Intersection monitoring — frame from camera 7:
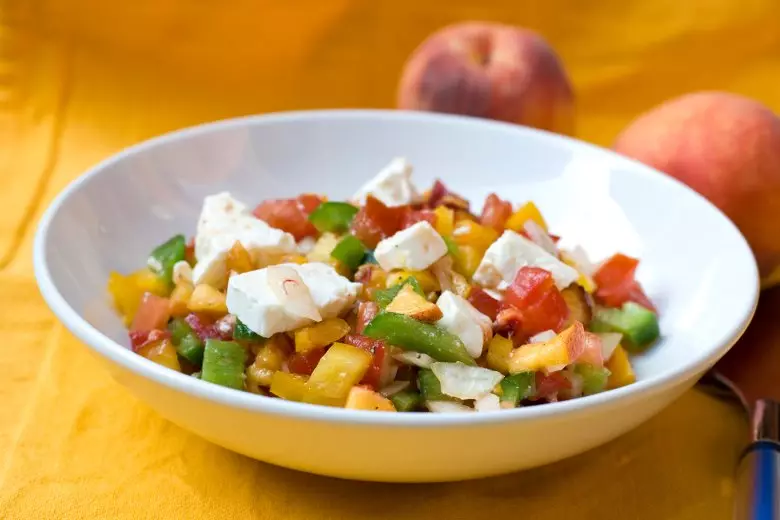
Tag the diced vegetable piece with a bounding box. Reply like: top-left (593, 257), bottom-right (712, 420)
top-left (201, 339), bottom-right (247, 390)
top-left (246, 340), bottom-right (287, 392)
top-left (474, 393), bottom-right (501, 412)
top-left (596, 332), bottom-right (623, 361)
top-left (108, 271), bottom-right (157, 325)
top-left (480, 193), bottom-right (513, 232)
top-left (499, 372), bottom-right (536, 406)
top-left (468, 286), bottom-right (501, 320)
top-left (131, 268), bottom-right (171, 297)
top-left (253, 194), bottom-right (322, 241)
top-left (427, 401), bottom-right (473, 413)
top-left (401, 209), bottom-right (437, 229)
top-left (508, 322), bottom-right (586, 374)
top-left (137, 338), bottom-right (182, 372)
top-left (417, 368), bottom-right (452, 401)
top-left (308, 201), bottom-right (359, 233)
top-left (486, 335), bottom-right (514, 374)
top-left (505, 266), bottom-right (569, 336)
top-left (345, 386), bottom-right (397, 411)
top-left (433, 206), bottom-right (455, 237)
top-left (355, 301), bottom-right (380, 334)
top-left (430, 362), bottom-right (504, 400)
top-left (233, 318), bottom-right (263, 341)
top-left (350, 195), bottom-right (405, 249)
top-left (294, 318), bottom-right (350, 352)
top-left (605, 345), bottom-right (636, 389)
top-left (390, 390), bottom-right (422, 412)
top-left (386, 269), bottom-right (439, 293)
top-left (533, 371), bottom-right (571, 400)
top-left (506, 201), bottom-right (547, 232)
top-left (147, 234), bottom-right (187, 286)
top-left (169, 282), bottom-right (194, 317)
top-left (188, 284), bottom-right (228, 315)
top-left (287, 348), bottom-right (327, 376)
top-left (226, 241), bottom-right (254, 274)
top-left (392, 350), bottom-right (435, 368)
top-left (386, 284), bottom-right (443, 322)
top-left (578, 332), bottom-right (605, 367)
top-left (373, 276), bottom-right (424, 308)
top-left (342, 334), bottom-right (391, 390)
top-left (129, 329), bottom-right (170, 351)
top-left (561, 285), bottom-right (593, 328)
top-left (589, 302), bottom-right (659, 352)
top-left (307, 233), bottom-right (341, 263)
top-left (452, 244), bottom-right (483, 278)
top-left (130, 293), bottom-right (171, 332)
top-left (452, 220), bottom-right (499, 252)
top-left (575, 364), bottom-right (611, 395)
top-left (361, 250), bottom-right (378, 265)
top-left (270, 372), bottom-right (309, 401)
top-left (560, 251), bottom-right (597, 293)
top-left (330, 235), bottom-right (367, 270)
top-left (303, 342), bottom-right (372, 406)
top-left (363, 312), bottom-right (476, 365)
top-left (168, 318), bottom-right (205, 365)
top-left (593, 253), bottom-right (655, 311)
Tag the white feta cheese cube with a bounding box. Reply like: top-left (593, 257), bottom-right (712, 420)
top-left (436, 290), bottom-right (492, 358)
top-left (226, 262), bottom-right (362, 337)
top-left (374, 221), bottom-right (447, 272)
top-left (352, 157), bottom-right (420, 207)
top-left (473, 230), bottom-right (579, 290)
top-left (172, 260), bottom-right (193, 286)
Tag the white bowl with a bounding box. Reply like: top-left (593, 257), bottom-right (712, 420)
top-left (34, 110), bottom-right (758, 482)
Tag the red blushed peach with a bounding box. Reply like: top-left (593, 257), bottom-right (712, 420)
top-left (613, 92), bottom-right (780, 285)
top-left (397, 22), bottom-right (575, 135)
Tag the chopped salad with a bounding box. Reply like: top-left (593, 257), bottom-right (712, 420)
top-left (108, 157), bottom-right (660, 413)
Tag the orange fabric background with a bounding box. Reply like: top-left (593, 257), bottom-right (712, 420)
top-left (2, 0), bottom-right (779, 517)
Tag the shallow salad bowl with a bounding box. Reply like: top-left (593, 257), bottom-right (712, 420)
top-left (34, 110), bottom-right (759, 482)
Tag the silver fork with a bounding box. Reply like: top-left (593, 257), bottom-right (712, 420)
top-left (697, 370), bottom-right (780, 519)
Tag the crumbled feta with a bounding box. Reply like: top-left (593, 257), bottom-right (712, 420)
top-left (374, 221), bottom-right (447, 271)
top-left (473, 230), bottom-right (579, 290)
top-left (352, 157), bottom-right (420, 207)
top-left (436, 291), bottom-right (492, 358)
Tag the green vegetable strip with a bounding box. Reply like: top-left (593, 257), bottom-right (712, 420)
top-left (168, 318), bottom-right (204, 366)
top-left (364, 312), bottom-right (476, 366)
top-left (499, 372), bottom-right (536, 405)
top-left (390, 389), bottom-right (423, 412)
top-left (330, 235), bottom-right (367, 270)
top-left (589, 302), bottom-right (659, 352)
top-left (148, 234), bottom-right (186, 285)
top-left (417, 369), bottom-right (452, 401)
top-left (575, 364), bottom-right (611, 395)
top-left (201, 339), bottom-right (247, 390)
top-left (443, 236), bottom-right (460, 258)
top-left (233, 318), bottom-right (263, 341)
top-left (308, 202), bottom-right (359, 233)
top-left (373, 277), bottom-right (424, 308)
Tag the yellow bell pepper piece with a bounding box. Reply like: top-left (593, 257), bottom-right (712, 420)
top-left (303, 343), bottom-right (372, 407)
top-left (226, 241), bottom-right (254, 274)
top-left (452, 220), bottom-right (499, 251)
top-left (188, 284), bottom-right (228, 315)
top-left (506, 201), bottom-right (548, 232)
top-left (294, 318), bottom-right (350, 352)
top-left (486, 335), bottom-right (514, 374)
top-left (168, 282), bottom-right (194, 318)
top-left (385, 269), bottom-right (440, 293)
top-left (433, 206), bottom-right (455, 237)
top-left (606, 345), bottom-right (636, 389)
top-left (345, 386), bottom-right (397, 412)
top-left (131, 268), bottom-right (170, 297)
top-left (137, 339), bottom-right (181, 372)
top-left (108, 271), bottom-right (143, 325)
top-left (270, 372), bottom-right (309, 402)
top-left (453, 245), bottom-right (484, 278)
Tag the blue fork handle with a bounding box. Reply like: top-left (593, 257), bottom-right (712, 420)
top-left (735, 441), bottom-right (780, 519)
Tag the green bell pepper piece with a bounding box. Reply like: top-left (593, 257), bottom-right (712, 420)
top-left (330, 235), bottom-right (367, 270)
top-left (363, 312), bottom-right (476, 366)
top-left (147, 234), bottom-right (186, 286)
top-left (308, 202), bottom-right (359, 233)
top-left (233, 318), bottom-right (263, 341)
top-left (168, 318), bottom-right (204, 366)
top-left (499, 372), bottom-right (536, 405)
top-left (575, 364), bottom-right (611, 395)
top-left (443, 236), bottom-right (460, 258)
top-left (362, 250), bottom-right (378, 265)
top-left (417, 369), bottom-right (452, 401)
top-left (201, 339), bottom-right (247, 390)
top-left (590, 302), bottom-right (660, 353)
top-left (390, 389), bottom-right (423, 412)
top-left (373, 276), bottom-right (424, 308)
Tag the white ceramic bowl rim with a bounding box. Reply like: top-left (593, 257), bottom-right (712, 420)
top-left (33, 109), bottom-right (759, 428)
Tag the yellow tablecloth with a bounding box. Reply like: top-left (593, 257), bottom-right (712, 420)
top-left (2, 1), bottom-right (779, 517)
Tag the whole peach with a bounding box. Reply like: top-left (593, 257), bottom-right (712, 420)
top-left (397, 22), bottom-right (575, 135)
top-left (613, 92), bottom-right (780, 285)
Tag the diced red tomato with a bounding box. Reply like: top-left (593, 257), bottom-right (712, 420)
top-left (494, 306), bottom-right (527, 347)
top-left (401, 208), bottom-right (437, 229)
top-left (480, 193), bottom-right (513, 232)
top-left (593, 254), bottom-right (656, 312)
top-left (287, 348), bottom-right (327, 375)
top-left (350, 196), bottom-right (405, 248)
top-left (504, 267), bottom-right (569, 336)
top-left (533, 371), bottom-right (571, 401)
top-left (253, 194), bottom-right (323, 241)
top-left (130, 293), bottom-right (171, 332)
top-left (129, 329), bottom-right (171, 352)
top-left (355, 301), bottom-right (379, 334)
top-left (342, 334), bottom-right (389, 390)
top-left (468, 286), bottom-right (501, 321)
top-left (578, 332), bottom-right (604, 366)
